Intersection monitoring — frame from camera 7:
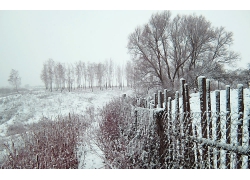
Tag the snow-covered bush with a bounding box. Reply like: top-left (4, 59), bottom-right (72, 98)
top-left (1, 114), bottom-right (87, 169)
top-left (97, 97), bottom-right (165, 168)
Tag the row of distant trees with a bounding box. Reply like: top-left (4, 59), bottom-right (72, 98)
top-left (40, 58), bottom-right (138, 92)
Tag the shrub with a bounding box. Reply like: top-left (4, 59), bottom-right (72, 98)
top-left (96, 97), bottom-right (163, 169)
top-left (1, 114), bottom-right (87, 169)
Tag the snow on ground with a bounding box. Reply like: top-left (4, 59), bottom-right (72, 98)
top-left (0, 86), bottom-right (249, 169)
top-left (0, 87), bottom-right (134, 168)
top-left (0, 87), bottom-right (133, 136)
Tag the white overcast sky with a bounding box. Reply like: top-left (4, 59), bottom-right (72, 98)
top-left (0, 0), bottom-right (250, 87)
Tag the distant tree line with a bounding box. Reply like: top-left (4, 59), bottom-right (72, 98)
top-left (40, 11), bottom-right (249, 93)
top-left (40, 58), bottom-right (135, 92)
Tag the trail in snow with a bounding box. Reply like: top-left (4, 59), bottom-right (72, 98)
top-left (0, 87), bottom-right (134, 168)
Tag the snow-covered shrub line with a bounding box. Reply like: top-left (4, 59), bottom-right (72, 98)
top-left (96, 96), bottom-right (165, 169)
top-left (0, 113), bottom-right (87, 169)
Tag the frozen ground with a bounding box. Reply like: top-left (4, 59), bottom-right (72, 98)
top-left (0, 87), bottom-right (134, 168)
top-left (0, 86), bottom-right (249, 168)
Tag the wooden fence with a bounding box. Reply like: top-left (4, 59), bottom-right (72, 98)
top-left (134, 76), bottom-right (250, 169)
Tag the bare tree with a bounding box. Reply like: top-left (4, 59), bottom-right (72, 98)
top-left (66, 64), bottom-right (75, 92)
top-left (54, 62), bottom-right (60, 91)
top-left (81, 62), bottom-right (87, 89)
top-left (47, 58), bottom-right (55, 92)
top-left (127, 11), bottom-right (239, 90)
top-left (108, 59), bottom-right (114, 88)
top-left (95, 62), bottom-right (105, 90)
top-left (57, 62), bottom-right (66, 92)
top-left (40, 63), bottom-right (49, 90)
top-left (8, 69), bottom-right (21, 93)
top-left (87, 62), bottom-right (94, 91)
top-left (75, 61), bottom-right (82, 89)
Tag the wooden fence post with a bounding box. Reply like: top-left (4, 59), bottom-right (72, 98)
top-left (180, 78), bottom-right (186, 163)
top-left (237, 84), bottom-right (244, 169)
top-left (158, 91), bottom-right (163, 108)
top-left (168, 97), bottom-right (173, 165)
top-left (134, 109), bottom-right (138, 132)
top-left (206, 79), bottom-right (213, 168)
top-left (184, 84), bottom-right (190, 120)
top-left (198, 76), bottom-right (207, 168)
top-left (180, 78), bottom-right (186, 115)
top-left (154, 93), bottom-right (157, 108)
top-left (168, 97), bottom-right (172, 128)
top-left (164, 89), bottom-right (168, 112)
top-left (225, 85), bottom-right (231, 169)
top-left (183, 83), bottom-right (194, 168)
top-left (175, 91), bottom-right (181, 166)
top-left (215, 90), bottom-right (221, 168)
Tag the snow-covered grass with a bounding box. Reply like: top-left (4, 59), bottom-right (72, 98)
top-left (0, 86), bottom-right (134, 168)
top-left (0, 85), bottom-right (249, 169)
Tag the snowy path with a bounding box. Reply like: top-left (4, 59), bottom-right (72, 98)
top-left (0, 87), bottom-right (134, 168)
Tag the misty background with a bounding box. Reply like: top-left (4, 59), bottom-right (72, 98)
top-left (0, 10), bottom-right (250, 87)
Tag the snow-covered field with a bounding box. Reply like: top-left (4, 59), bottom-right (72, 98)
top-left (0, 87), bottom-right (134, 168)
top-left (0, 86), bottom-right (249, 168)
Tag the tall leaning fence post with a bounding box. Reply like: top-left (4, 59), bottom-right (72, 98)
top-left (198, 76), bottom-right (207, 168)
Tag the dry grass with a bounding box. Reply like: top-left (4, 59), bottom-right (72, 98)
top-left (96, 97), bottom-right (161, 169)
top-left (1, 113), bottom-right (87, 169)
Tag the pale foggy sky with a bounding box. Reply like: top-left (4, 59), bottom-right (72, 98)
top-left (0, 9), bottom-right (250, 87)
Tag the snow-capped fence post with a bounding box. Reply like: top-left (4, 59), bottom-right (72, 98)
top-left (164, 89), bottom-right (168, 112)
top-left (237, 84), bottom-right (244, 169)
top-left (158, 91), bottom-right (163, 108)
top-left (215, 90), bottom-right (221, 168)
top-left (206, 79), bottom-right (213, 168)
top-left (184, 83), bottom-right (195, 167)
top-left (225, 85), bottom-right (231, 169)
top-left (154, 93), bottom-right (157, 108)
top-left (174, 91), bottom-right (181, 164)
top-left (198, 76), bottom-right (208, 168)
top-left (180, 78), bottom-right (186, 161)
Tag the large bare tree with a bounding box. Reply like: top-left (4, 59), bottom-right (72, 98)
top-left (127, 11), bottom-right (239, 90)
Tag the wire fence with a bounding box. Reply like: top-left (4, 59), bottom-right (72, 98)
top-left (134, 76), bottom-right (250, 169)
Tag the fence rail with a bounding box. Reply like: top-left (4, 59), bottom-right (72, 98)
top-left (133, 76), bottom-right (250, 169)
